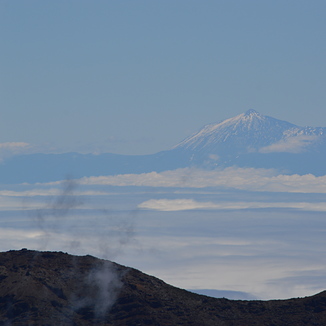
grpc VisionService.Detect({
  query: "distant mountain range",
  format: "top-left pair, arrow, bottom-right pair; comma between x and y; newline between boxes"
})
2,249 -> 326,325
173,109 -> 326,174
1,109 -> 325,183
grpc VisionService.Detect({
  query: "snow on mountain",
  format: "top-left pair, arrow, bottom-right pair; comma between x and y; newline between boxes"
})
173,109 -> 326,155
168,109 -> 326,175
0,109 -> 325,184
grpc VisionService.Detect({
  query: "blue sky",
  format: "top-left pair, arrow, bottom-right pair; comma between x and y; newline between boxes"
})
1,0 -> 326,154
1,1 -> 326,301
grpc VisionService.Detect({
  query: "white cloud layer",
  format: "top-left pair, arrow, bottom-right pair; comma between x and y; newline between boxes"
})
0,142 -> 32,160
259,135 -> 317,153
138,198 -> 326,212
75,167 -> 326,193
0,184 -> 325,301
0,189 -> 109,197
0,142 -> 30,150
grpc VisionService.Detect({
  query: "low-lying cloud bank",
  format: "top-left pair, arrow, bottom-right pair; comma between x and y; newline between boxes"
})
259,135 -> 318,153
74,168 -> 326,193
138,199 -> 326,212
0,142 -> 32,161
0,189 -> 109,197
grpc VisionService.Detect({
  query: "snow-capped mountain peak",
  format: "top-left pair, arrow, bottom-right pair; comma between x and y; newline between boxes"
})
1,109 -> 325,183
244,108 -> 259,115
173,110 -> 325,156
214,109 -> 266,130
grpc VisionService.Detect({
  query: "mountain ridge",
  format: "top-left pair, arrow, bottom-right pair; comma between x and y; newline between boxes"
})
1,249 -> 326,325
174,109 -> 325,152
0,110 -> 325,183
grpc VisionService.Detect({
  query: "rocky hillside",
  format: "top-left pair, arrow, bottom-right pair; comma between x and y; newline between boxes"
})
1,249 -> 326,325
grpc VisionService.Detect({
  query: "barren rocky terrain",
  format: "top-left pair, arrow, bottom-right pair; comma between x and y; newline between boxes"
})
0,249 -> 326,325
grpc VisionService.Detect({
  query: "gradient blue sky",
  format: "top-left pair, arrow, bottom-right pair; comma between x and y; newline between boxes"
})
1,0 -> 326,154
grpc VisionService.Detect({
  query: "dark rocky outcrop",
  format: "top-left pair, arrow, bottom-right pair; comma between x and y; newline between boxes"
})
0,249 -> 326,325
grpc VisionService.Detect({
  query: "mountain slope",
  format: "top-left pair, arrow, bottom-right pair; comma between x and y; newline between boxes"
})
172,109 -> 326,174
174,109 -> 299,152
174,109 -> 326,155
1,249 -> 326,325
0,109 -> 325,183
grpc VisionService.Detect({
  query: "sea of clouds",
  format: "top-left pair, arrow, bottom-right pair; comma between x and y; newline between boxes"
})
1,167 -> 326,300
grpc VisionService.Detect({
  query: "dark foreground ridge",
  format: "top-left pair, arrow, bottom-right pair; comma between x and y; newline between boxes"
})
1,250 -> 326,325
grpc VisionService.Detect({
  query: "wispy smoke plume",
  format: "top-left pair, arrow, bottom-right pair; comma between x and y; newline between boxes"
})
93,208 -> 136,260
31,178 -> 136,255
71,261 -> 124,319
27,178 -> 136,320
88,262 -> 123,317
32,178 -> 82,250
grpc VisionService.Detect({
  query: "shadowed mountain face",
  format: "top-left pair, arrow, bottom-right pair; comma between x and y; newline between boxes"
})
0,110 -> 326,183
173,109 -> 326,173
174,109 -> 300,152
1,250 -> 326,325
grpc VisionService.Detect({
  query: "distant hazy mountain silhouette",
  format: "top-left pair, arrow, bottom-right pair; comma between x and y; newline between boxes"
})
1,110 -> 325,183
1,249 -> 326,325
172,109 -> 326,174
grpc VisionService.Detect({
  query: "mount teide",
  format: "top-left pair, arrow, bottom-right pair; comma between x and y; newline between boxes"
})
172,109 -> 326,174
1,110 -> 325,183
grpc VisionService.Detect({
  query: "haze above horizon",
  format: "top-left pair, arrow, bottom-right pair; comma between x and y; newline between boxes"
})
1,1 -> 326,155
